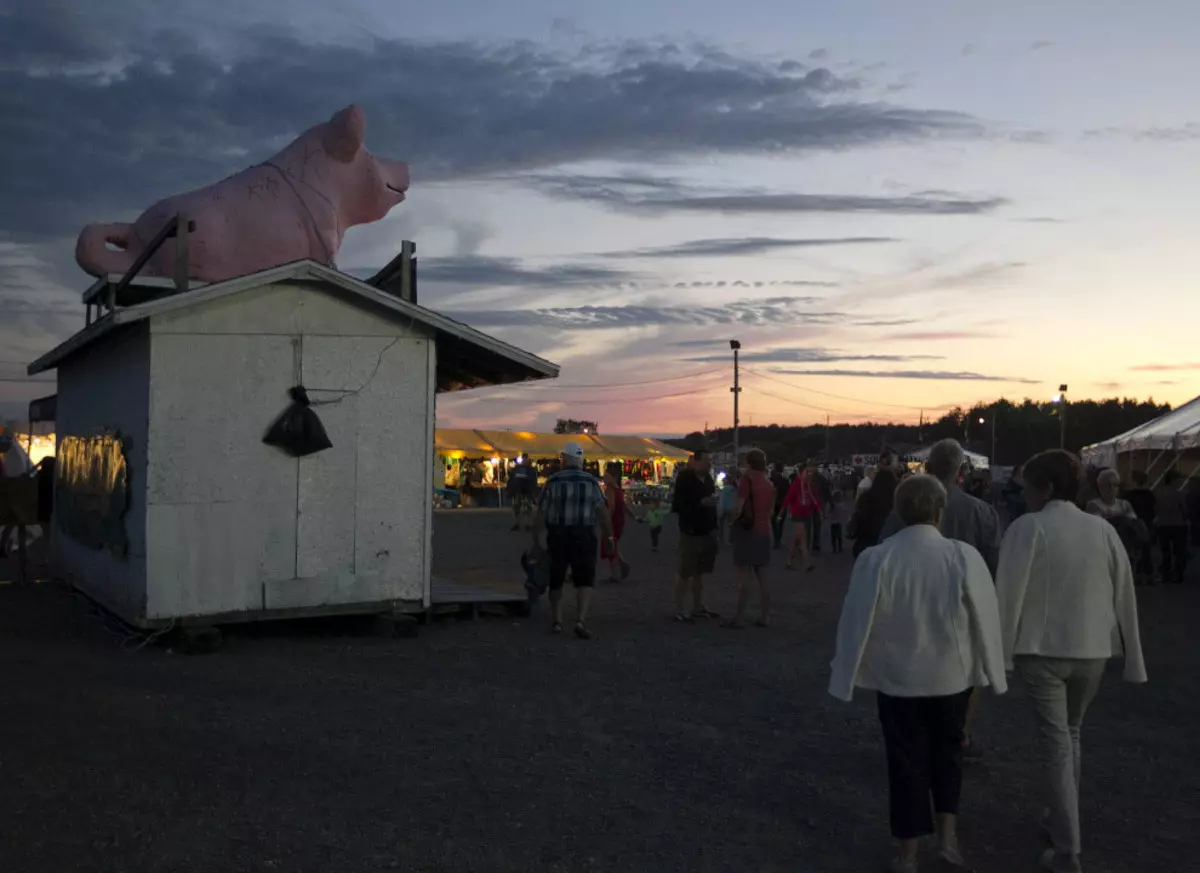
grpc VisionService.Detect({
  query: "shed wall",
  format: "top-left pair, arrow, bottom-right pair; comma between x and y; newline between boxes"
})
144,282 -> 434,620
53,322 -> 151,621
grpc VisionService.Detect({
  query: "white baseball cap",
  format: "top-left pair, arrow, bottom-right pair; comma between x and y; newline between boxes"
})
562,442 -> 585,463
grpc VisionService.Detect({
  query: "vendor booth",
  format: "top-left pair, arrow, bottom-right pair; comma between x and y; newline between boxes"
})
1081,394 -> 1200,483
904,445 -> 990,471
434,429 -> 690,506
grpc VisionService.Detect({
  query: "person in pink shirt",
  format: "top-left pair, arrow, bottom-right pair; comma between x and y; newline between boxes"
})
778,466 -> 820,572
724,449 -> 777,628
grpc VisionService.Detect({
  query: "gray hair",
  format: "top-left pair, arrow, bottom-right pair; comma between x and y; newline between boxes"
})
895,474 -> 948,527
926,438 -> 967,482
1097,468 -> 1121,487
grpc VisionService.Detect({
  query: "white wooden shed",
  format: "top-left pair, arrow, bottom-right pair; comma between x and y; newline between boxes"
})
27,259 -> 557,627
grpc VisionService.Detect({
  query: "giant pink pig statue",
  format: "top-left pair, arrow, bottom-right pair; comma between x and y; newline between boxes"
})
76,105 -> 409,283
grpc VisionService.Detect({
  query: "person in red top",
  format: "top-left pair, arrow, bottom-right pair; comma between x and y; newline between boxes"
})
779,466 -> 820,572
601,463 -> 631,583
724,448 -> 777,628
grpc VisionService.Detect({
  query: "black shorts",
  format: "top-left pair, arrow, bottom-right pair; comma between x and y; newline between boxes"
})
546,526 -> 598,590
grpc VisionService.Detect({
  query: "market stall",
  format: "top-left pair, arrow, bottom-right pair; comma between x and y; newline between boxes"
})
431,429 -> 690,505
1081,394 -> 1200,483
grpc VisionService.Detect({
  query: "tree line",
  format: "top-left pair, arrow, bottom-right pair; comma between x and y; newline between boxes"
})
665,397 -> 1172,467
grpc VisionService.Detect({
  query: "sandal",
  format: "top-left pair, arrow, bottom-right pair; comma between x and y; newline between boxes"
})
674,612 -> 693,623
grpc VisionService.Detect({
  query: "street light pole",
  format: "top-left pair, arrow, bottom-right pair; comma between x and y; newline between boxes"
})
730,340 -> 742,463
1053,384 -> 1069,449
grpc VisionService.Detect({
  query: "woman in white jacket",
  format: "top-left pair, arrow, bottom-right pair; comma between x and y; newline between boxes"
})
995,450 -> 1146,873
830,475 -> 1007,873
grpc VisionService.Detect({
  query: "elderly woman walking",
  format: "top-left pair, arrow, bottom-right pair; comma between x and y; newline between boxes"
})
995,450 -> 1146,873
831,475 -> 1007,873
724,449 -> 776,628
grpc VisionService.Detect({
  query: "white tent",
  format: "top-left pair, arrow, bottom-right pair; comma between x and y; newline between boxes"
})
1080,395 -> 1200,470
906,446 -> 989,469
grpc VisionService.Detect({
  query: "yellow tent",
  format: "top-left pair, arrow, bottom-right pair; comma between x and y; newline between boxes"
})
588,435 -> 691,461
434,429 -> 499,459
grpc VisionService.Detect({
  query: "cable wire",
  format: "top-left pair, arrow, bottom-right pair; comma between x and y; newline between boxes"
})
502,367 -> 727,390
740,366 -> 956,412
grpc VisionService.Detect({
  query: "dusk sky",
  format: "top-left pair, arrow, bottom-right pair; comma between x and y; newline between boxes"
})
2,0 -> 1199,434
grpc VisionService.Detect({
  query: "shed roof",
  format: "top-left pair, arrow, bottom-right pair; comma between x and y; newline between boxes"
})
29,260 -> 558,393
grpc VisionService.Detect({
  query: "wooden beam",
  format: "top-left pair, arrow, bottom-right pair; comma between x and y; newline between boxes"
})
111,213 -> 197,302
174,211 -> 189,292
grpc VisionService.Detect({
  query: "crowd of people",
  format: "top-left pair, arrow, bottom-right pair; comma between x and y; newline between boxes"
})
523,437 -> 1183,873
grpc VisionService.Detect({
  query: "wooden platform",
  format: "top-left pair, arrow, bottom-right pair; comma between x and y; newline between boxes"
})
429,576 -> 529,619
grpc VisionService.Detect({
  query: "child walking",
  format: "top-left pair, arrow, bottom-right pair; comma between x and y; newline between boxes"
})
829,489 -> 850,554
644,498 -> 667,551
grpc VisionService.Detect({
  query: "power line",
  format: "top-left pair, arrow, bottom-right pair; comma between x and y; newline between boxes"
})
740,366 -> 955,412
747,384 -> 883,420
508,367 -> 726,390
447,383 -> 726,406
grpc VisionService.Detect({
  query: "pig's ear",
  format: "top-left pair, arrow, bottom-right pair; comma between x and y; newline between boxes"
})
322,105 -> 366,163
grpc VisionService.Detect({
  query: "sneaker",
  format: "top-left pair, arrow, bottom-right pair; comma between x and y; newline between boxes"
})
937,839 -> 970,869
889,857 -> 918,873
1041,849 -> 1083,873
574,622 -> 595,641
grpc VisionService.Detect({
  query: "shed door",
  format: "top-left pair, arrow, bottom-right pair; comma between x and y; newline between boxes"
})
295,337 -> 363,582
292,334 -> 430,601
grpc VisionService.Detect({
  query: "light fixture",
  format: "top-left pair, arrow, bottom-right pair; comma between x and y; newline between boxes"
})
978,417 -> 985,424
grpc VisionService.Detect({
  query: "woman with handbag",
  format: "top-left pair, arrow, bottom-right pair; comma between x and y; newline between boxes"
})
779,466 -> 820,571
724,449 -> 776,628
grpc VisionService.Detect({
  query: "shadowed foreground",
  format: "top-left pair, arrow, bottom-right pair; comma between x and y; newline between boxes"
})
1,510 -> 1196,872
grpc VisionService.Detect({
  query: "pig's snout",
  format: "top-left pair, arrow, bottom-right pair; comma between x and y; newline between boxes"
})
381,160 -> 410,197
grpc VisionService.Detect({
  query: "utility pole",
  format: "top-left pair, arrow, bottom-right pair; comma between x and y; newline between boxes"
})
825,414 -> 831,460
1054,384 -> 1069,449
991,412 -> 997,465
730,340 -> 742,463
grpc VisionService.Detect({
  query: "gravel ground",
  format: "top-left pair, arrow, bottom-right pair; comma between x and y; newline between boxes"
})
1,510 -> 1196,873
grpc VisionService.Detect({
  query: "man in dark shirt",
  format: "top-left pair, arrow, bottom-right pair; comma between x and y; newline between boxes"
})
672,450 -> 720,620
507,456 -> 539,531
810,466 -> 833,552
1121,470 -> 1157,581
770,463 -> 789,548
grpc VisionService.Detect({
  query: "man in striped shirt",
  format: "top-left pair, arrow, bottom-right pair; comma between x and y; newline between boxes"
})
531,441 -> 615,639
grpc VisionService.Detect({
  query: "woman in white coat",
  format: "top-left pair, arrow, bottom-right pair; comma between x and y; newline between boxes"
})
995,450 -> 1145,873
830,475 -> 1006,873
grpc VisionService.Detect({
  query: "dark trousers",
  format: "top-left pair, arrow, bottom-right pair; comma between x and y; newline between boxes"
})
830,522 -> 843,553
772,512 -> 786,548
1158,526 -> 1189,584
809,510 -> 823,551
876,688 -> 973,840
650,526 -> 662,549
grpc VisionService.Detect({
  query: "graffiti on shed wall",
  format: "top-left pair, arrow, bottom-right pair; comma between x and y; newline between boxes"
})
56,432 -> 130,556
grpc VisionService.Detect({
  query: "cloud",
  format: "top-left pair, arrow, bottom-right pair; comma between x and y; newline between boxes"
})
390,255 -> 638,290
1129,362 -> 1200,372
0,8 -> 985,241
769,368 -> 1038,383
883,330 -> 995,341
441,296 -> 844,330
684,347 -> 943,364
1084,124 -> 1200,143
1030,40 -> 1053,51
1095,381 -> 1123,391
854,318 -> 919,327
961,43 -> 978,56
527,174 -> 1008,216
602,236 -> 899,259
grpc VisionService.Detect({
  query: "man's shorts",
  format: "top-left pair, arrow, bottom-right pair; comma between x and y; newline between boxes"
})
546,526 -> 598,590
679,531 -> 719,578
